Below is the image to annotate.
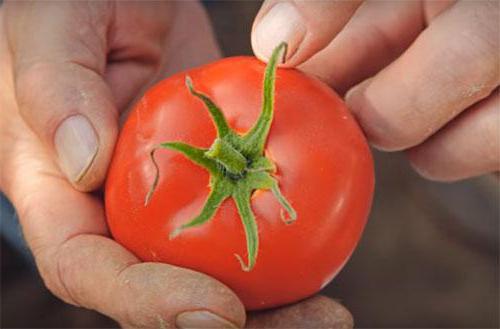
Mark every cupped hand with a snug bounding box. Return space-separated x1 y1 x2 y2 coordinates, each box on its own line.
252 0 499 181
0 2 352 328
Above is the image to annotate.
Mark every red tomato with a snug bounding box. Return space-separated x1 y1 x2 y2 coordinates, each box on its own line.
105 54 374 310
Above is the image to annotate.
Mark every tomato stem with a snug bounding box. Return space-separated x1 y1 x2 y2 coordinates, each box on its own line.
205 138 247 175
242 43 287 157
146 42 296 271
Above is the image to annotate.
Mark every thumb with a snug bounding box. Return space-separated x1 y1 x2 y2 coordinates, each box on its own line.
5 1 117 191
251 0 362 67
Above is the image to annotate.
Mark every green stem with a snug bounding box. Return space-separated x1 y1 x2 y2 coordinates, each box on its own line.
233 189 259 271
242 42 287 156
205 139 247 175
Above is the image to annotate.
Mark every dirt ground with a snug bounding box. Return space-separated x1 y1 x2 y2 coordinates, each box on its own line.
1 2 498 328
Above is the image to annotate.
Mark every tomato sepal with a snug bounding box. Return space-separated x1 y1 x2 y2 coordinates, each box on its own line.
169 177 231 239
145 42 296 271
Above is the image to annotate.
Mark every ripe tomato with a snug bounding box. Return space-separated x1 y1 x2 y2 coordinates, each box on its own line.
105 45 374 310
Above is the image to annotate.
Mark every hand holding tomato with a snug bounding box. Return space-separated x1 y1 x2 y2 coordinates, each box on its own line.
252 0 499 180
0 2 353 328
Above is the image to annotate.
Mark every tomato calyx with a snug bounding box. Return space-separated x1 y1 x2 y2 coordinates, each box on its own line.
145 42 296 271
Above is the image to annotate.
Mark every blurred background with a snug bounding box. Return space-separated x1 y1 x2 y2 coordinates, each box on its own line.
1 2 498 328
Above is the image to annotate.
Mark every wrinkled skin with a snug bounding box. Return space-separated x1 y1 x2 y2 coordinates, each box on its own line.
106 57 374 310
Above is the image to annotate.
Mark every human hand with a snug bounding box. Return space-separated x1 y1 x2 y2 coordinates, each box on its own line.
3 0 220 191
251 0 499 181
0 2 353 328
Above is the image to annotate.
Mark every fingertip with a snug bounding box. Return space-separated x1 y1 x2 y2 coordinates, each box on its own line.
14 61 119 192
69 120 118 192
251 1 362 67
119 263 246 328
57 111 118 192
54 115 99 188
251 2 306 66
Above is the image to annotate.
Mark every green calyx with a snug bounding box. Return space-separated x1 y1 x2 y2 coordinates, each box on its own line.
145 42 296 271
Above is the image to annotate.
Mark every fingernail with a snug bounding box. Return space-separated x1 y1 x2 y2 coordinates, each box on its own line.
54 115 98 182
253 2 306 62
176 310 238 329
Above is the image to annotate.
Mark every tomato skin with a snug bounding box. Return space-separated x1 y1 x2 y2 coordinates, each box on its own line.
105 57 374 310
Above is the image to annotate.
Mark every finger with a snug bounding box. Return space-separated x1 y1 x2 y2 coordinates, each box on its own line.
346 0 499 151
4 1 117 190
297 0 425 94
251 0 362 66
408 89 499 181
246 295 353 329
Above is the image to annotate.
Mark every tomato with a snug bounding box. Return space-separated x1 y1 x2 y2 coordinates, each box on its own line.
105 44 374 310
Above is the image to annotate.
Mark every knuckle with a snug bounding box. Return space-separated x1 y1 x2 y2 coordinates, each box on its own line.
36 243 81 306
27 239 60 294
32 245 79 306
43 255 79 306
53 235 90 307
